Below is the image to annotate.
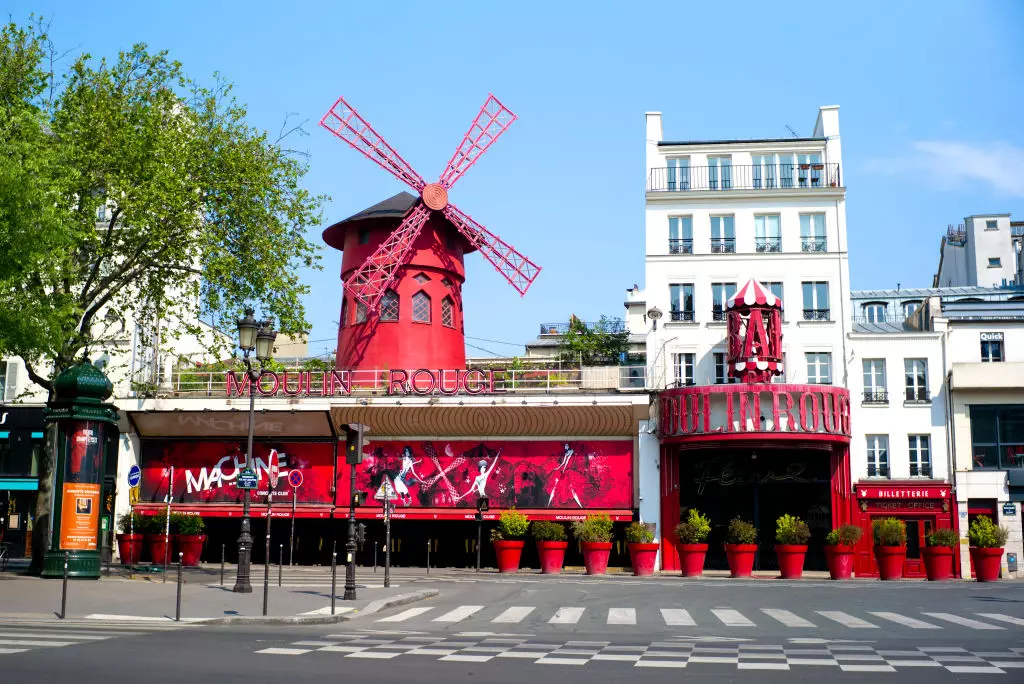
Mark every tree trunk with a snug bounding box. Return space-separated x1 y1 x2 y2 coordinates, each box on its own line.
30 421 58 574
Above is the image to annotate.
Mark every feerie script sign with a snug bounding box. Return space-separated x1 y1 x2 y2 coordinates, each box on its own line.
226 369 506 397
857 485 948 499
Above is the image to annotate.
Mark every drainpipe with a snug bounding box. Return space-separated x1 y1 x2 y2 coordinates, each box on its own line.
835 199 849 386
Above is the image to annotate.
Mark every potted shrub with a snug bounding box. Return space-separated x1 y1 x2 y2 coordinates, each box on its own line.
572 514 614 575
116 511 145 566
724 518 758 578
674 508 711 577
774 514 811 579
531 520 568 574
923 528 958 581
147 512 173 566
491 510 529 573
824 524 862 580
176 514 207 567
872 517 907 580
625 522 659 577
969 515 1008 582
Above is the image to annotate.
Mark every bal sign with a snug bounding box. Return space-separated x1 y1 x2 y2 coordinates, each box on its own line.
288 470 303 488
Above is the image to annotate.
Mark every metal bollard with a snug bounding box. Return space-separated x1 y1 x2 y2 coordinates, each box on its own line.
278 543 283 587
175 552 183 622
220 544 225 587
427 540 430 575
330 547 337 616
374 541 377 574
60 551 69 619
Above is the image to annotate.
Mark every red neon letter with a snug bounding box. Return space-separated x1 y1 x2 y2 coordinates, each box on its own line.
388 370 410 395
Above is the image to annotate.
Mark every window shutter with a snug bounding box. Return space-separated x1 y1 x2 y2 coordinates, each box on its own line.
4 360 20 401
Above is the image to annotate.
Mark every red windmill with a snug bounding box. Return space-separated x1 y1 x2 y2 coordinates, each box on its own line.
320 95 541 371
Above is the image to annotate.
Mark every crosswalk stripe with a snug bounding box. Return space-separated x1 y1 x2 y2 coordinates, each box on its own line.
923 613 1004 630
607 608 636 625
816 611 878 629
761 609 816 628
977 613 1024 627
492 607 535 624
433 606 484 623
712 609 755 627
0 639 78 647
660 609 696 626
869 612 941 629
377 607 433 623
0 648 29 654
0 631 112 640
549 607 585 624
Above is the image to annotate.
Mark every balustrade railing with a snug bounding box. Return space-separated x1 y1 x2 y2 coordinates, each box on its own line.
648 163 841 193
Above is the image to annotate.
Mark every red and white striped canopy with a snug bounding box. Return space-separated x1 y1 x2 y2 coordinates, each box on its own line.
726 278 782 310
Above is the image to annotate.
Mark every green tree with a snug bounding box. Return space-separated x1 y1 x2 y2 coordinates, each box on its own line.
556 314 629 366
0 19 326 571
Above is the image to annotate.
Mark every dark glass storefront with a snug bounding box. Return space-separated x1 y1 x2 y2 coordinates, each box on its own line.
970 405 1024 469
0 407 46 559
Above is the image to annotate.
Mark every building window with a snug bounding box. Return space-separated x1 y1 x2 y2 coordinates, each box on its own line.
670 283 695 322
380 290 399 322
909 435 932 477
806 352 832 384
760 281 784 317
863 359 887 403
796 153 823 187
754 215 782 252
411 291 431 323
711 282 737 321
355 300 368 324
668 216 693 254
752 154 777 189
673 353 695 387
863 302 887 323
713 352 736 384
985 219 998 230
902 301 921 318
667 157 690 191
981 334 1004 362
800 214 827 252
708 156 732 190
710 215 735 253
988 257 1002 268
904 358 928 401
866 435 890 478
802 281 830 320
413 273 430 285
441 297 455 328
340 298 348 329
970 405 1024 469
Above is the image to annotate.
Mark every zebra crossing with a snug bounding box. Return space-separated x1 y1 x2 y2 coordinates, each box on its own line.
369 604 1024 632
0 619 198 657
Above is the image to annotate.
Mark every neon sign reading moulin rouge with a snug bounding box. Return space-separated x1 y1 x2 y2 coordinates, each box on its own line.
225 369 507 397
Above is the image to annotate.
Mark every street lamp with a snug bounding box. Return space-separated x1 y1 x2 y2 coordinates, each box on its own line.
232 307 277 594
475 496 489 572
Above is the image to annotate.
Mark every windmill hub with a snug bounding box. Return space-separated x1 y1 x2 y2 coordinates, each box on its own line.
421 183 449 211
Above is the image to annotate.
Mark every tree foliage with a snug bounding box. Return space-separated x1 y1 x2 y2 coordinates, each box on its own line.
556 314 629 366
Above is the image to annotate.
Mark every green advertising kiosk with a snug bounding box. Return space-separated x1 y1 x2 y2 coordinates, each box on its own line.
41 362 118 578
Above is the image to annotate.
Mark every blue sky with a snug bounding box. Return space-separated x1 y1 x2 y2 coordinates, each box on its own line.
12 1 1024 359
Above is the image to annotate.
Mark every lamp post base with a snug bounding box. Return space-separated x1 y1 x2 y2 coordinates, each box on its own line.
41 550 100 579
233 519 254 593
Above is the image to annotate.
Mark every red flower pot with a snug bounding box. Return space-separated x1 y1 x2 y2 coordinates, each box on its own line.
970 547 1003 582
177 534 207 567
678 543 708 577
922 546 954 581
581 541 613 575
147 533 172 566
536 541 568 574
628 543 659 576
874 545 906 580
116 533 144 566
775 544 808 579
824 545 855 580
493 540 524 573
725 544 757 578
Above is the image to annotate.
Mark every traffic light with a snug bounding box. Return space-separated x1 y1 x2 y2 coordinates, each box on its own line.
356 523 366 545
353 491 363 506
343 423 370 465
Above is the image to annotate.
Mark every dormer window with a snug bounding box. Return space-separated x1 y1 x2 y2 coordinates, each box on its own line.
863 302 887 323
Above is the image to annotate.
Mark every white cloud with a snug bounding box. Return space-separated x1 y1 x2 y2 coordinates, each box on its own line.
872 140 1024 197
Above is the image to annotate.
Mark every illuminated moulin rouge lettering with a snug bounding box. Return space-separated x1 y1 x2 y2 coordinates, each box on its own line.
226 369 505 397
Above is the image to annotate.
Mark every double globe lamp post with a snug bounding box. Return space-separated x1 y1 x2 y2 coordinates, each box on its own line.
232 307 277 594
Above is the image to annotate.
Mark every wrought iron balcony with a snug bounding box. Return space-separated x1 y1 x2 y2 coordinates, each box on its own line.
669 238 693 254
711 238 736 254
905 387 929 402
867 465 890 478
863 389 889 404
803 308 831 321
755 238 782 253
670 310 695 322
648 163 841 193
712 307 726 322
909 464 932 478
801 237 827 252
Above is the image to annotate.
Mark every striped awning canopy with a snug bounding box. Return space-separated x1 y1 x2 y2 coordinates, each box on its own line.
727 278 782 310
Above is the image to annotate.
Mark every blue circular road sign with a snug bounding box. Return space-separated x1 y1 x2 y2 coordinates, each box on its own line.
288 470 303 488
127 464 142 487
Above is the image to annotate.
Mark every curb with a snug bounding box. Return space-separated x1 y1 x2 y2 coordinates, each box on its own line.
204 589 439 625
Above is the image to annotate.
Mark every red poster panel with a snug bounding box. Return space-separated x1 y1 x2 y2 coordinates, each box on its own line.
339 440 632 510
140 441 334 504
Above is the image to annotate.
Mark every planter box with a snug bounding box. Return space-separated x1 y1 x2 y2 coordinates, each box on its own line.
824 545 855 580
628 543 659 576
581 541 613 575
874 545 907 580
678 543 708 577
922 546 954 581
536 540 568 574
493 540 524 573
775 544 808 579
177 534 207 567
970 546 1003 582
147 533 173 567
116 533 144 566
724 544 757 578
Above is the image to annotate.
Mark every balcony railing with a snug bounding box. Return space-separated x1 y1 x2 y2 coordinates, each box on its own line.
863 389 889 404
803 308 831 321
909 464 932 478
755 238 782 253
712 307 726 322
867 465 890 478
670 310 695 322
539 319 626 336
648 163 841 193
905 387 929 402
669 238 693 254
711 238 736 254
801 237 827 252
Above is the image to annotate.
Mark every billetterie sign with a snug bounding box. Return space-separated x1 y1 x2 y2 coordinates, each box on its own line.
225 369 507 397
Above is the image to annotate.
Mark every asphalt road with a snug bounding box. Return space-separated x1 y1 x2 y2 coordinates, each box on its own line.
2 577 1022 682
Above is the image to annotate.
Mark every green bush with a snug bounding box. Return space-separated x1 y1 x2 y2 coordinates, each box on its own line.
116 511 144 535
775 514 811 545
530 520 567 542
825 524 863 546
625 522 655 544
969 515 1009 548
726 518 758 545
674 508 711 544
147 511 170 534
493 510 529 541
572 514 614 543
176 514 206 536
927 528 960 548
872 517 907 547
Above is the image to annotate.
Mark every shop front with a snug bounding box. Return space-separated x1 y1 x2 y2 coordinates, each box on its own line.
0 407 46 559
